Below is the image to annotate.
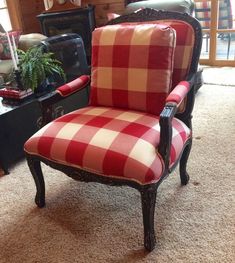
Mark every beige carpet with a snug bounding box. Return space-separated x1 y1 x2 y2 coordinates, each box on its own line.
0 84 235 263
203 66 235 86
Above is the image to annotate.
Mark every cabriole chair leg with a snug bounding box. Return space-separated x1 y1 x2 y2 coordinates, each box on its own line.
179 140 192 185
27 157 45 208
140 186 157 251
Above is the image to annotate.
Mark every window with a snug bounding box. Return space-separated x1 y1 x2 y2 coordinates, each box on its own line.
195 0 235 66
0 0 12 31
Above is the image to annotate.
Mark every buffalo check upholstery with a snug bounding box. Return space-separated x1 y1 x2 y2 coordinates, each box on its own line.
24 22 192 185
166 81 190 106
90 24 176 115
164 21 195 90
119 20 195 91
24 106 191 185
115 20 195 113
56 75 90 97
24 9 202 252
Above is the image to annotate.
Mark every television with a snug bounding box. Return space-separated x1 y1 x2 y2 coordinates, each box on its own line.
41 33 89 83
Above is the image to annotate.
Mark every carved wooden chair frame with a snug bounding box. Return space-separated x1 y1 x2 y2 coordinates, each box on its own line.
25 9 202 251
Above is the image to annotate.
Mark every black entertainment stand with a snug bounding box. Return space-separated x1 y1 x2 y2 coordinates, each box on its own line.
0 88 89 175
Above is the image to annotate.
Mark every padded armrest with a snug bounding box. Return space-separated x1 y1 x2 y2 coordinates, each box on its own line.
166 81 190 107
38 75 90 127
56 75 90 97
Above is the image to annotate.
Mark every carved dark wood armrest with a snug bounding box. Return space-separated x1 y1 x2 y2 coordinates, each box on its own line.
38 75 90 126
158 103 177 170
158 74 195 170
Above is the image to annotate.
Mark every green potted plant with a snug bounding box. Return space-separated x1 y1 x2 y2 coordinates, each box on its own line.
17 46 66 93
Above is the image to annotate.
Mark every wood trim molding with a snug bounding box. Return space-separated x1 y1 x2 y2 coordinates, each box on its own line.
6 0 22 30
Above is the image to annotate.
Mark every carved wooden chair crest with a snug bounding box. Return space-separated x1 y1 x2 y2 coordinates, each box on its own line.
24 9 202 251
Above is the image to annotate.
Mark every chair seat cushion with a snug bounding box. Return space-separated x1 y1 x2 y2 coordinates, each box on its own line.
24 106 191 185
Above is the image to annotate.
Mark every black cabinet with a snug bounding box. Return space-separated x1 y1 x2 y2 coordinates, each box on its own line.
37 6 96 62
0 89 89 174
0 99 41 173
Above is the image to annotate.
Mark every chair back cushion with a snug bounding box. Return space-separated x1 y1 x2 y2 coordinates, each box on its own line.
90 24 176 115
121 20 195 91
161 20 195 90
110 20 195 112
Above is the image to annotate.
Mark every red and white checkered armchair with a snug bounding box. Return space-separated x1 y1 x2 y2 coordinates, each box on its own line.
24 9 202 251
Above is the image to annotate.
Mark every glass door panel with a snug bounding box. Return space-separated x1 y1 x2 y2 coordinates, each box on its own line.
218 0 233 30
195 0 235 66
215 0 235 61
201 32 210 59
0 0 12 31
216 32 235 60
0 0 7 8
194 0 212 60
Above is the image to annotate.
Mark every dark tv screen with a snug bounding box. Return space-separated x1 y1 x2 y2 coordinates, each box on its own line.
41 33 89 83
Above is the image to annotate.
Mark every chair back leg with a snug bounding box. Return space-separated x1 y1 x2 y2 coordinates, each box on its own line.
179 139 192 185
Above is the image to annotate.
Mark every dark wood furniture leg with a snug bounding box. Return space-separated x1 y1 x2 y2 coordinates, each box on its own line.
179 139 192 185
27 157 45 208
140 185 158 251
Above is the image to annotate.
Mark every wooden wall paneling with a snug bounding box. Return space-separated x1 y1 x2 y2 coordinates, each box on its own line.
18 0 45 33
82 0 125 26
7 0 126 32
7 0 45 33
6 0 22 30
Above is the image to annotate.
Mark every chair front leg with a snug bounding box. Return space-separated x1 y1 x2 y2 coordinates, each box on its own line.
140 185 158 251
27 156 45 208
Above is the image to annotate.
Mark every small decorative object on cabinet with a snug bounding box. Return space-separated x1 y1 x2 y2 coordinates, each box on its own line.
43 0 82 13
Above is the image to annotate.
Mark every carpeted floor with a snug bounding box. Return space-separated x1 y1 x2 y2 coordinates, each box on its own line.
203 66 235 86
0 83 235 263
